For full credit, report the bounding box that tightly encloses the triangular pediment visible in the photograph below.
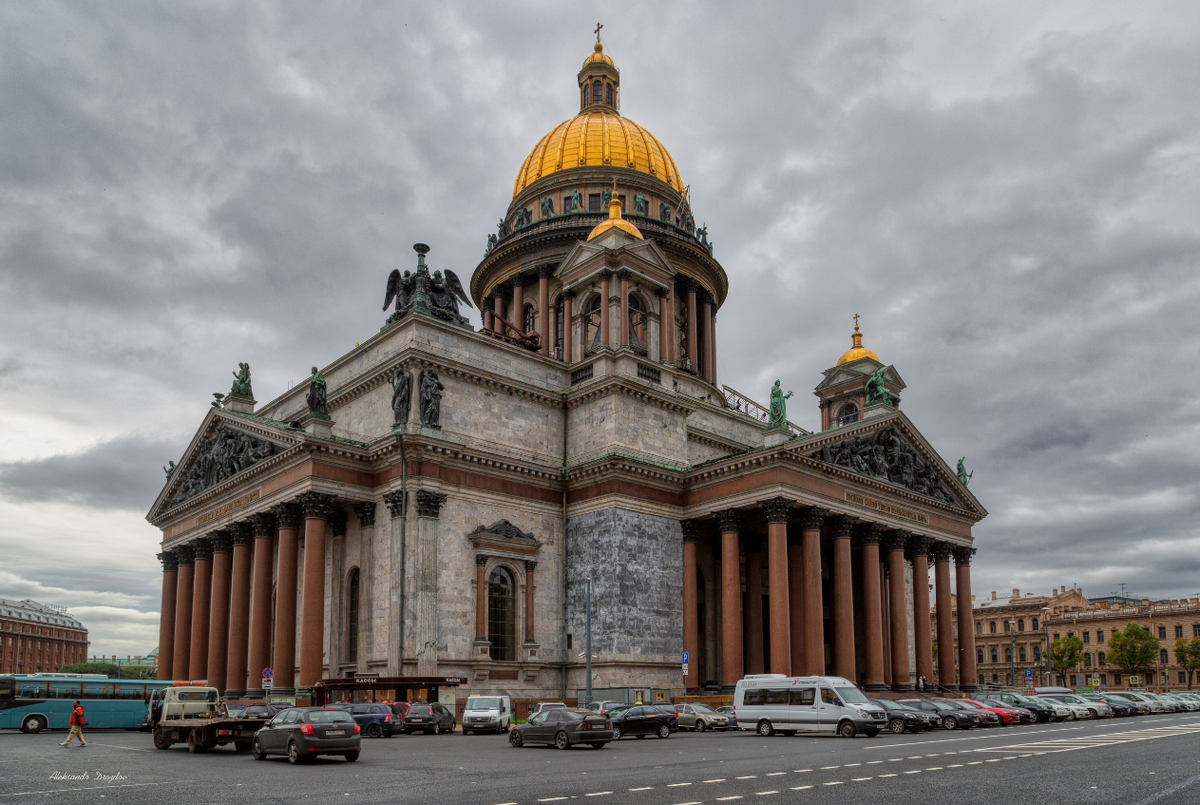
[149,410,300,520]
[468,519,542,557]
[815,362,906,394]
[798,412,985,516]
[556,235,676,290]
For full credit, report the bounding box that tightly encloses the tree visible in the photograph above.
[1175,638,1200,690]
[59,662,154,679]
[1107,624,1160,680]
[1047,636,1085,686]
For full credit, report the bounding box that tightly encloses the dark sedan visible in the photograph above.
[982,692,1060,723]
[870,699,937,734]
[898,699,981,730]
[331,703,398,738]
[509,709,613,749]
[609,704,679,740]
[252,707,360,764]
[1081,694,1137,717]
[240,703,289,720]
[402,703,456,734]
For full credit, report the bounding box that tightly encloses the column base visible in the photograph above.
[938,683,960,692]
[242,689,265,701]
[223,689,245,700]
[890,683,912,693]
[959,683,979,693]
[269,687,296,697]
[863,683,891,693]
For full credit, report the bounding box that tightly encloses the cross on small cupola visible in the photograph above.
[578,31,620,113]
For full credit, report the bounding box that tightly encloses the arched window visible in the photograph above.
[1098,651,1105,666]
[1034,646,1041,662]
[1084,653,1092,667]
[628,294,647,350]
[976,648,984,664]
[1004,647,1012,662]
[523,304,535,336]
[488,566,516,661]
[1018,619,1025,632]
[990,648,998,663]
[584,294,603,353]
[592,80,602,105]
[346,568,360,663]
[976,621,982,635]
[1018,647,1027,662]
[605,83,613,105]
[555,297,565,360]
[990,621,997,634]
[837,403,859,426]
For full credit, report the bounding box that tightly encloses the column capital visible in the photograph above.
[476,554,489,566]
[383,490,407,518]
[616,268,633,281]
[271,502,301,530]
[416,490,448,519]
[192,537,213,561]
[699,289,714,307]
[158,550,178,572]
[907,535,932,557]
[799,507,826,532]
[210,530,233,553]
[537,265,554,279]
[930,541,954,562]
[830,515,855,539]
[713,508,741,534]
[656,286,670,298]
[857,522,885,544]
[758,497,795,524]
[685,278,701,293]
[251,511,277,538]
[524,560,538,572]
[884,529,911,552]
[354,501,377,528]
[325,510,348,537]
[681,519,700,543]
[953,546,977,566]
[229,522,254,547]
[512,273,527,289]
[175,545,195,565]
[598,269,614,281]
[296,491,335,520]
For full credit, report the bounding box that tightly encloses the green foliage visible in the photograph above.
[1175,638,1200,690]
[1107,624,1160,677]
[59,662,155,679]
[1048,635,1085,683]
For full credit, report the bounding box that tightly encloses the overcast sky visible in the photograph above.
[2,2,1198,657]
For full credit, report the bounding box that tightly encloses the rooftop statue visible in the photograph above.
[957,457,973,487]
[390,368,412,429]
[766,380,793,430]
[865,364,893,406]
[419,368,445,428]
[229,362,253,400]
[383,244,473,329]
[163,460,176,478]
[306,366,328,417]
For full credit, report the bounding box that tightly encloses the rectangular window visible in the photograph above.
[990,622,997,634]
[588,193,602,212]
[761,689,788,705]
[566,634,572,650]
[1083,654,1092,667]
[1083,631,1090,644]
[789,687,815,706]
[1032,618,1039,631]
[1053,633,1060,641]
[1097,630,1104,642]
[743,689,768,706]
[1099,652,1106,665]
[1161,649,1169,663]
[1114,674,1122,686]
[1018,620,1025,632]
[1100,674,1107,685]
[976,622,982,635]
[1180,671,1188,683]
[1176,625,1184,639]
[1194,625,1200,638]
[1159,627,1167,639]
[1004,621,1011,634]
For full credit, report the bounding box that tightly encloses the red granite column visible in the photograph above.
[760,498,793,676]
[886,531,911,691]
[801,508,826,675]
[860,525,887,691]
[831,516,856,681]
[171,546,194,679]
[702,293,715,383]
[475,556,488,640]
[206,532,232,692]
[225,523,253,696]
[716,509,743,686]
[537,266,551,355]
[483,295,494,332]
[562,290,574,363]
[933,542,957,690]
[657,288,671,364]
[744,541,765,675]
[910,537,934,690]
[524,561,537,644]
[189,539,213,680]
[247,512,276,696]
[492,290,505,334]
[272,503,300,692]
[686,281,699,371]
[682,521,699,686]
[298,492,334,690]
[955,547,978,691]
[511,276,525,334]
[156,551,178,679]
[618,270,630,347]
[599,271,612,347]
[788,535,805,675]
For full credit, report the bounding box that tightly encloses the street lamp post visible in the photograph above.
[1042,607,1051,688]
[1008,620,1016,688]
[584,578,593,706]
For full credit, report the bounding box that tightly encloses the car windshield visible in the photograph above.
[835,687,869,704]
[467,698,501,709]
[1060,695,1084,703]
[934,700,964,710]
[408,705,431,714]
[956,701,983,709]
[691,704,717,714]
[308,710,353,724]
[876,700,915,711]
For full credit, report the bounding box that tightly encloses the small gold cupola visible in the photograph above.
[837,315,880,366]
[588,180,643,241]
[579,39,620,113]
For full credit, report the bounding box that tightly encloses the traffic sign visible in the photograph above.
[1091,677,1101,687]
[1130,675,1141,685]
[682,652,689,664]
[262,678,272,690]
[263,667,273,679]
[1024,670,1033,679]
[683,663,690,675]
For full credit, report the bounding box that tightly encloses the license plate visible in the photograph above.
[410,718,425,722]
[326,730,346,737]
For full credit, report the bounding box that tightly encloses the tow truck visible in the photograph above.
[148,683,270,753]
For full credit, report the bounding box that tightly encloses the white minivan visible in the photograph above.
[734,674,885,738]
[461,695,512,734]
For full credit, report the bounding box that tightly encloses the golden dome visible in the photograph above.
[836,321,880,366]
[583,41,614,68]
[588,192,643,241]
[512,111,685,198]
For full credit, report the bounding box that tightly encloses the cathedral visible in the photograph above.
[148,41,986,703]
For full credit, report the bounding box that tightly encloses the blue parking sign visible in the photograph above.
[1024,669,1033,679]
[682,652,689,664]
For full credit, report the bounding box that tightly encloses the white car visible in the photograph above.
[1164,695,1199,712]
[1041,695,1094,720]
[1030,698,1072,721]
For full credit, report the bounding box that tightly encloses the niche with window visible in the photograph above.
[990,648,998,663]
[488,566,517,662]
[627,293,647,351]
[1018,647,1026,662]
[1018,619,1025,632]
[523,304,536,337]
[584,294,604,353]
[837,402,859,426]
[346,568,360,664]
[554,297,565,360]
[976,648,984,664]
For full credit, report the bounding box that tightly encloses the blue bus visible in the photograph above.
[0,675,177,733]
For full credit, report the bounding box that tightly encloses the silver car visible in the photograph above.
[673,702,730,731]
[1041,695,1094,720]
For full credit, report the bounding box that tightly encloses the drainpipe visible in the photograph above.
[399,434,408,674]
[560,392,569,699]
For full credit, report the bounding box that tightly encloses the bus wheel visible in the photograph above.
[838,721,857,739]
[756,720,775,737]
[153,728,172,750]
[20,715,46,734]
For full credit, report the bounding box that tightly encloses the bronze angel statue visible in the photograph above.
[382,243,473,328]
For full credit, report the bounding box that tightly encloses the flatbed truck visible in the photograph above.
[149,685,267,753]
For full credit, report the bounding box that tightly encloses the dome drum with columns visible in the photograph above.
[146,38,985,706]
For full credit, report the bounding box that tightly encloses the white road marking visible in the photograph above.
[79,742,153,752]
[716,797,743,801]
[668,783,692,787]
[755,791,779,796]
[584,793,612,797]
[820,765,840,769]
[538,799,568,803]
[629,787,653,792]
[852,776,873,781]
[766,772,786,776]
[703,779,726,783]
[904,770,922,774]
[794,769,812,773]
[823,781,844,786]
[790,785,813,791]
[844,762,861,766]
[878,773,898,778]
[948,764,963,768]
[926,767,943,770]
[0,782,187,797]
[975,722,1200,755]
[736,775,757,780]
[868,724,1084,749]
[867,760,884,764]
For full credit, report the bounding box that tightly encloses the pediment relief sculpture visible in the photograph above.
[167,425,281,508]
[808,426,956,505]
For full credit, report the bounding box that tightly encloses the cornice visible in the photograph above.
[567,375,697,416]
[686,428,756,455]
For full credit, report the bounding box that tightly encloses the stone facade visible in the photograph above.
[0,599,88,675]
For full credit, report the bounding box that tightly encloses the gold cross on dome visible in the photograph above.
[595,22,603,43]
[853,313,860,331]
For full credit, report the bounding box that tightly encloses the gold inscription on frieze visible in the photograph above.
[197,490,261,526]
[845,491,929,525]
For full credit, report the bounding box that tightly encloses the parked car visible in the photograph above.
[673,702,731,731]
[735,675,883,738]
[386,702,411,720]
[1039,695,1095,720]
[532,702,568,715]
[330,703,397,738]
[584,700,627,715]
[226,703,248,719]
[870,699,937,734]
[1044,694,1110,718]
[1145,693,1181,713]
[402,703,457,734]
[609,704,679,740]
[239,703,289,720]
[462,695,512,734]
[509,708,613,749]
[898,699,982,730]
[716,705,735,714]
[955,699,1022,725]
[1080,694,1137,717]
[1164,694,1200,712]
[1109,692,1161,714]
[251,706,360,764]
[982,692,1061,723]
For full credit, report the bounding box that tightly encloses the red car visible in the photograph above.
[959,699,1022,725]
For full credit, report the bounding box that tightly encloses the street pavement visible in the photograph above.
[3,712,1200,805]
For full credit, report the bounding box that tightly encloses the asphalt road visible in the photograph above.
[3,713,1200,805]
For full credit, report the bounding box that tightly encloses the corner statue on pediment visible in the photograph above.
[865,364,893,406]
[383,243,473,330]
[419,368,445,428]
[957,457,973,487]
[766,380,793,430]
[229,362,253,400]
[306,367,328,417]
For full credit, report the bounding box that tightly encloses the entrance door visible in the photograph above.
[816,687,841,733]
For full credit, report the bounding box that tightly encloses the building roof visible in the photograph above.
[0,598,84,629]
